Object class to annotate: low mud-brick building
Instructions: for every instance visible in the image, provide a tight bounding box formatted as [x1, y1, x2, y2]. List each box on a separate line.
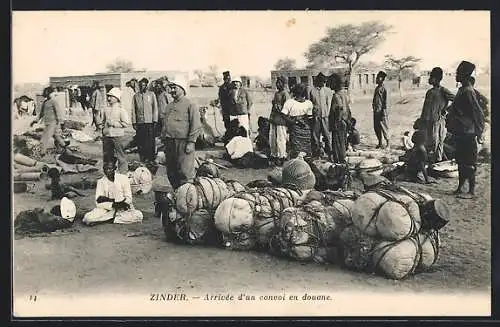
[49, 70, 190, 91]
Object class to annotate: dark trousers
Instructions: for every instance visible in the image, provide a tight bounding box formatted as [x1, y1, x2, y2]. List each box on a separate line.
[102, 136, 128, 174]
[331, 121, 347, 163]
[164, 138, 196, 190]
[312, 116, 332, 157]
[136, 123, 156, 162]
[373, 111, 389, 145]
[222, 112, 231, 130]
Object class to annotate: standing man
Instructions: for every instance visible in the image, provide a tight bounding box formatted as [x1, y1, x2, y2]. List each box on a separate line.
[102, 87, 129, 174]
[131, 78, 159, 163]
[218, 71, 233, 132]
[129, 78, 140, 93]
[162, 76, 201, 189]
[372, 71, 390, 149]
[154, 77, 170, 137]
[30, 86, 67, 156]
[90, 82, 107, 131]
[308, 73, 333, 159]
[329, 74, 351, 164]
[446, 61, 485, 199]
[121, 80, 136, 122]
[230, 79, 253, 134]
[269, 76, 290, 166]
[419, 67, 455, 163]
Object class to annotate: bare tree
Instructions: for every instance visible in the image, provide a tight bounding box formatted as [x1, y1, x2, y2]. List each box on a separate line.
[384, 55, 422, 98]
[304, 21, 392, 88]
[106, 58, 135, 73]
[274, 57, 297, 71]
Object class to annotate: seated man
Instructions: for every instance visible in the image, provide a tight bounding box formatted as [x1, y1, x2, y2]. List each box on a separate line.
[225, 126, 268, 169]
[83, 157, 143, 225]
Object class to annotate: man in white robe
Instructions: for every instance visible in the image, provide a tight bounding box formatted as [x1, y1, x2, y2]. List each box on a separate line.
[83, 158, 143, 225]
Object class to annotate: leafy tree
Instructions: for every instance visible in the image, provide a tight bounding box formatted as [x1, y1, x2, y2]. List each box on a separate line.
[207, 65, 220, 84]
[384, 55, 422, 97]
[274, 57, 297, 71]
[304, 21, 392, 87]
[105, 58, 135, 73]
[193, 69, 205, 82]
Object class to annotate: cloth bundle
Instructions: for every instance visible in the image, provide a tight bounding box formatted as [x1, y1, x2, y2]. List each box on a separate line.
[214, 187, 303, 251]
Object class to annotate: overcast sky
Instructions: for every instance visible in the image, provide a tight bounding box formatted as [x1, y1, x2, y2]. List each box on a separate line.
[12, 10, 490, 84]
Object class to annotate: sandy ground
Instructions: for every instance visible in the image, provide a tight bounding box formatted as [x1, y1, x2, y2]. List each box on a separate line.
[12, 88, 491, 311]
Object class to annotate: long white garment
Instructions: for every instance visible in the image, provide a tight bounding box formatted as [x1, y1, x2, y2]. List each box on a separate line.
[269, 124, 288, 158]
[225, 136, 254, 160]
[83, 173, 143, 225]
[120, 87, 135, 120]
[230, 114, 250, 134]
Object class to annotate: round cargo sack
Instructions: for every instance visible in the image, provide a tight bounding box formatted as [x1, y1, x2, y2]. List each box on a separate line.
[175, 183, 202, 215]
[416, 229, 440, 272]
[214, 197, 256, 250]
[176, 209, 219, 245]
[225, 180, 246, 195]
[351, 190, 421, 241]
[371, 237, 421, 280]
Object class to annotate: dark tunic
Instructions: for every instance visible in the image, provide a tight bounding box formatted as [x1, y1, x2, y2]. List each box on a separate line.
[269, 89, 290, 126]
[447, 85, 485, 167]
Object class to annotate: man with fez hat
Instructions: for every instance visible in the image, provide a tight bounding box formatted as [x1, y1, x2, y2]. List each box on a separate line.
[218, 71, 233, 132]
[372, 71, 390, 149]
[446, 60, 485, 199]
[419, 67, 455, 163]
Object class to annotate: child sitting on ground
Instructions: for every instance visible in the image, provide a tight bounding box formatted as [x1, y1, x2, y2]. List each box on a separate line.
[346, 117, 361, 152]
[404, 129, 435, 184]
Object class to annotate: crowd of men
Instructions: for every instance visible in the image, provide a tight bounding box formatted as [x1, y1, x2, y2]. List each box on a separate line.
[31, 58, 486, 225]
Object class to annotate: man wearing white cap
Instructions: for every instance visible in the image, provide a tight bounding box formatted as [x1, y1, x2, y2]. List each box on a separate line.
[162, 76, 201, 189]
[229, 78, 253, 134]
[102, 87, 130, 174]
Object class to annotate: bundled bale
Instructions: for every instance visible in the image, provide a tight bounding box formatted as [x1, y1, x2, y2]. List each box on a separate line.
[416, 229, 440, 272]
[175, 177, 230, 215]
[371, 237, 421, 280]
[351, 189, 421, 241]
[196, 161, 220, 178]
[270, 200, 345, 264]
[339, 224, 437, 280]
[164, 178, 246, 245]
[281, 153, 316, 191]
[169, 208, 221, 245]
[356, 158, 384, 176]
[309, 160, 351, 191]
[214, 187, 302, 251]
[129, 167, 153, 195]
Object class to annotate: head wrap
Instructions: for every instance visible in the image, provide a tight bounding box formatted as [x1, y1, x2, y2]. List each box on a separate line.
[457, 61, 476, 77]
[139, 78, 149, 84]
[223, 71, 231, 77]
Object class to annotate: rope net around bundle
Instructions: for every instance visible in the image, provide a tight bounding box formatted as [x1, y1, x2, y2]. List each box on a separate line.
[213, 187, 303, 251]
[351, 189, 421, 241]
[339, 224, 441, 280]
[165, 177, 246, 245]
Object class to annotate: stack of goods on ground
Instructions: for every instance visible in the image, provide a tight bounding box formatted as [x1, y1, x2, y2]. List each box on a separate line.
[159, 161, 247, 246]
[160, 152, 450, 281]
[339, 183, 448, 280]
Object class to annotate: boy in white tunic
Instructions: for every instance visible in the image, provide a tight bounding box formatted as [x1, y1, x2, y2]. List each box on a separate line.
[83, 158, 143, 225]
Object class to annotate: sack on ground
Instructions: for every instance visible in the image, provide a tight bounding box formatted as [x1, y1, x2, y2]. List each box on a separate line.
[269, 200, 341, 264]
[351, 189, 421, 241]
[214, 187, 302, 251]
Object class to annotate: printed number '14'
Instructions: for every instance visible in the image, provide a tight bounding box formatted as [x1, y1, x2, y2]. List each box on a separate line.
[29, 295, 37, 302]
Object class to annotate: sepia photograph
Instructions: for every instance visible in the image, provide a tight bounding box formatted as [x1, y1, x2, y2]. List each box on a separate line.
[11, 10, 491, 317]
